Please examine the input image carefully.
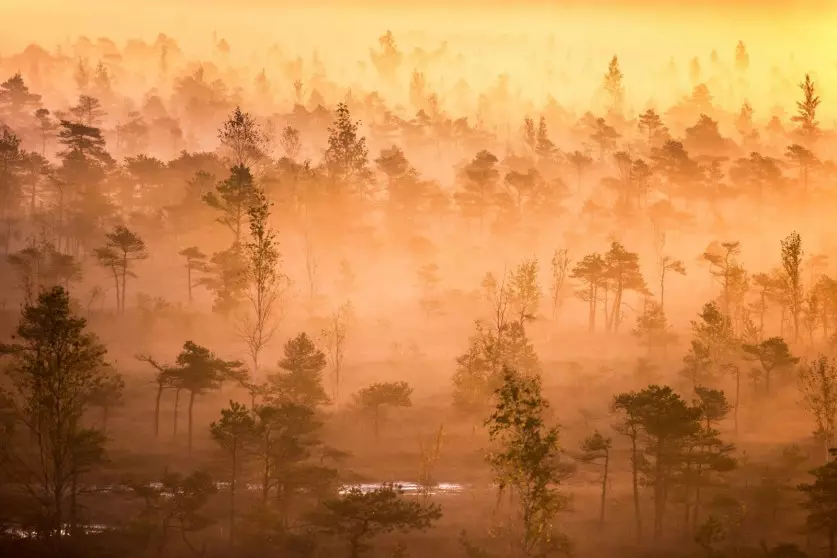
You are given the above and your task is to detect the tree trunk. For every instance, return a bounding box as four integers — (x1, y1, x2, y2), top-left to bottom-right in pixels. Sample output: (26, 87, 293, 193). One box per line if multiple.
(154, 384, 163, 438)
(173, 388, 181, 439)
(229, 443, 237, 546)
(187, 263, 192, 304)
(600, 452, 609, 524)
(121, 252, 128, 315)
(188, 391, 195, 457)
(631, 434, 643, 540)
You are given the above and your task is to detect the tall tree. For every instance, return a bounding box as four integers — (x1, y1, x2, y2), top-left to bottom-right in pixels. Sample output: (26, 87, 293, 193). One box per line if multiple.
(353, 381, 412, 439)
(203, 165, 258, 246)
(579, 430, 612, 525)
(97, 225, 148, 315)
(604, 241, 648, 332)
(603, 55, 625, 119)
(660, 256, 686, 316)
(799, 355, 837, 464)
(792, 74, 821, 148)
(239, 187, 287, 376)
(454, 150, 500, 230)
(178, 246, 208, 304)
(486, 367, 569, 557)
(171, 341, 246, 455)
(743, 336, 799, 395)
(782, 231, 804, 341)
(0, 287, 108, 541)
(572, 253, 607, 332)
(799, 453, 837, 558)
(210, 400, 256, 546)
(268, 332, 329, 408)
(612, 391, 645, 540)
(324, 102, 372, 202)
(218, 105, 267, 167)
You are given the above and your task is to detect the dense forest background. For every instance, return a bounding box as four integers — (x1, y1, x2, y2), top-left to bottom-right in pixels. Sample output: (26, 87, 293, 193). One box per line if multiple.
(2, 6, 837, 558)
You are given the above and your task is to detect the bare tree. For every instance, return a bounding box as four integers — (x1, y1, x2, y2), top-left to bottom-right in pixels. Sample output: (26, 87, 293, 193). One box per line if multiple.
(550, 248, 571, 320)
(322, 301, 352, 408)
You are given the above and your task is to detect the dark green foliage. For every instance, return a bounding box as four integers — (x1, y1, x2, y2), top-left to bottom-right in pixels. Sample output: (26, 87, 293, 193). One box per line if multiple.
(309, 483, 441, 558)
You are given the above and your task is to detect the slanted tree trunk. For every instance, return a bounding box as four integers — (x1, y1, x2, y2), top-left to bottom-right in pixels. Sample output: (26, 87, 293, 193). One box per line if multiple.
(600, 449, 609, 524)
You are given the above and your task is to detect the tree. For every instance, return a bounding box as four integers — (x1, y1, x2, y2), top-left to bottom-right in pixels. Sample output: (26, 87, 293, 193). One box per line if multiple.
(324, 102, 372, 202)
(799, 355, 837, 464)
(604, 242, 648, 332)
(0, 287, 108, 540)
(322, 302, 351, 407)
(486, 367, 570, 557)
(611, 391, 645, 540)
(786, 144, 819, 193)
(636, 385, 702, 539)
(550, 249, 571, 320)
(799, 453, 837, 558)
(633, 300, 676, 358)
(565, 150, 593, 193)
(171, 341, 247, 455)
(130, 470, 218, 557)
(87, 369, 125, 433)
(734, 41, 749, 73)
(792, 74, 820, 147)
(353, 381, 413, 439)
(571, 253, 607, 332)
(98, 225, 148, 315)
(0, 129, 24, 243)
(579, 430, 612, 525)
(136, 353, 179, 438)
(638, 109, 666, 150)
(703, 241, 743, 320)
(210, 400, 256, 546)
(659, 256, 686, 316)
(239, 187, 287, 376)
(178, 246, 208, 304)
(508, 258, 541, 326)
(743, 336, 799, 395)
(309, 483, 441, 558)
(590, 118, 620, 161)
(69, 94, 106, 127)
(268, 332, 329, 408)
(603, 55, 625, 118)
(686, 387, 736, 530)
(454, 150, 500, 230)
(782, 231, 804, 341)
(682, 302, 738, 389)
(203, 165, 258, 246)
(0, 72, 42, 124)
(218, 106, 267, 167)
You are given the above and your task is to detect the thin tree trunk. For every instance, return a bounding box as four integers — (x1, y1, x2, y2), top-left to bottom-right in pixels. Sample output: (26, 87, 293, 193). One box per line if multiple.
(188, 391, 195, 457)
(173, 388, 181, 439)
(229, 443, 236, 546)
(631, 434, 643, 540)
(600, 451, 609, 524)
(154, 384, 163, 438)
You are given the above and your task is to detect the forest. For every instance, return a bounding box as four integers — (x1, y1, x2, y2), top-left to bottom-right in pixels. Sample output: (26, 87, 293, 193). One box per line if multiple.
(1, 9, 837, 558)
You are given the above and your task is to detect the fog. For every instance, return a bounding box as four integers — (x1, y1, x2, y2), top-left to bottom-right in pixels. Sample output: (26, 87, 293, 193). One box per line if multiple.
(0, 2, 836, 557)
